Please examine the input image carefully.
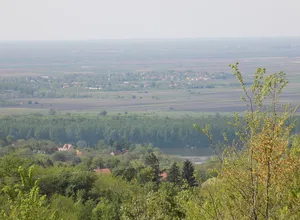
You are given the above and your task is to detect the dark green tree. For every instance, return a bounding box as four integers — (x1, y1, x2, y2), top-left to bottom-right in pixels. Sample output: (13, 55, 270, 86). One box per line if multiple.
(167, 162, 181, 185)
(99, 110, 107, 116)
(91, 157, 104, 169)
(182, 160, 198, 187)
(145, 152, 160, 186)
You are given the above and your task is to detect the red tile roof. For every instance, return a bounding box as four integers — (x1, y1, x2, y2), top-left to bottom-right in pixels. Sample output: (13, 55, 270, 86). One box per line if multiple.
(94, 168, 111, 174)
(161, 171, 167, 180)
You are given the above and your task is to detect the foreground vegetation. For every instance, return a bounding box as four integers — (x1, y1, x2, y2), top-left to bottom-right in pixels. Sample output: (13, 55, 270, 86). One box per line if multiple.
(0, 63, 300, 219)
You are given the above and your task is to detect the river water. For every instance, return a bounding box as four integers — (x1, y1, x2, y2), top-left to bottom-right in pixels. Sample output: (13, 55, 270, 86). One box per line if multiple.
(161, 147, 213, 164)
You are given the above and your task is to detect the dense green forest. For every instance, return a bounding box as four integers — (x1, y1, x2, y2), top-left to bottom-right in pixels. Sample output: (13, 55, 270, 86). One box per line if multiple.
(1, 113, 300, 150)
(0, 113, 238, 148)
(1, 64, 300, 219)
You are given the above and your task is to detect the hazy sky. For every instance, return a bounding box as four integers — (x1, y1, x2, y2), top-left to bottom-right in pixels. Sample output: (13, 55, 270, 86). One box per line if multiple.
(1, 0, 300, 40)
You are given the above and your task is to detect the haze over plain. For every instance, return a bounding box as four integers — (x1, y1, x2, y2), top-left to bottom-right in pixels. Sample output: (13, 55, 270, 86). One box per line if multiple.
(1, 0, 300, 41)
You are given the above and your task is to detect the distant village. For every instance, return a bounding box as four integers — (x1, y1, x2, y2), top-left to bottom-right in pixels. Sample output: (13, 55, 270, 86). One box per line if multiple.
(0, 70, 232, 100)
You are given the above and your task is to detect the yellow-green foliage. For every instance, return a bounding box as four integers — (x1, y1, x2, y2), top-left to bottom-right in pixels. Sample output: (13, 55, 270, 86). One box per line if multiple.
(185, 63, 300, 220)
(0, 166, 56, 220)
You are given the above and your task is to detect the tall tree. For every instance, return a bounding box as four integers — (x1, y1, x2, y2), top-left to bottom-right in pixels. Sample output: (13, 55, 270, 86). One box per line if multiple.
(145, 152, 160, 186)
(182, 160, 197, 187)
(167, 162, 181, 185)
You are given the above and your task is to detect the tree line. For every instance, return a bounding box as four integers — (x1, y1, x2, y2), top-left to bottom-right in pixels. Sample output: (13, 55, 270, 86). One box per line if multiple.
(0, 113, 239, 148)
(1, 113, 300, 149)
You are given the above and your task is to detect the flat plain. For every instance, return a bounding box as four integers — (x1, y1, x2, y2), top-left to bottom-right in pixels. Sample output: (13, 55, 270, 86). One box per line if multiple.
(1, 38, 300, 115)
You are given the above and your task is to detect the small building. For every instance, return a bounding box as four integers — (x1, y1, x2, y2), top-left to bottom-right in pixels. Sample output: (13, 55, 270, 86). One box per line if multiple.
(76, 150, 83, 157)
(110, 151, 120, 156)
(110, 149, 128, 156)
(94, 168, 111, 174)
(161, 171, 167, 180)
(58, 144, 73, 152)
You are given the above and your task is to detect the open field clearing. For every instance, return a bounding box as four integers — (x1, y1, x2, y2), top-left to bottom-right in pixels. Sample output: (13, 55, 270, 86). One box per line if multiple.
(2, 85, 299, 115)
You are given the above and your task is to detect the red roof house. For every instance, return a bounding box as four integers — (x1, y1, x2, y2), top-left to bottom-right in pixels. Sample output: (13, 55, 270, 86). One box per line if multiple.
(94, 168, 111, 174)
(161, 171, 167, 180)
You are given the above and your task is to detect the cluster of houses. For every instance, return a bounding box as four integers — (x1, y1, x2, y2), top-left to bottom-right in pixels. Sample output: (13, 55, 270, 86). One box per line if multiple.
(1, 70, 231, 102)
(57, 144, 83, 157)
(57, 71, 229, 91)
(120, 71, 227, 82)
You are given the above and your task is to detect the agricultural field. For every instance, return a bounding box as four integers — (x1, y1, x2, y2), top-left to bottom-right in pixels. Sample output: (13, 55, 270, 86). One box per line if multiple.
(2, 86, 300, 115)
(1, 38, 300, 115)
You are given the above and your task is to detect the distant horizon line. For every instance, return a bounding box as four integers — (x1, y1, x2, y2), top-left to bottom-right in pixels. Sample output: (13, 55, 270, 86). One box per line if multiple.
(1, 36, 300, 42)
